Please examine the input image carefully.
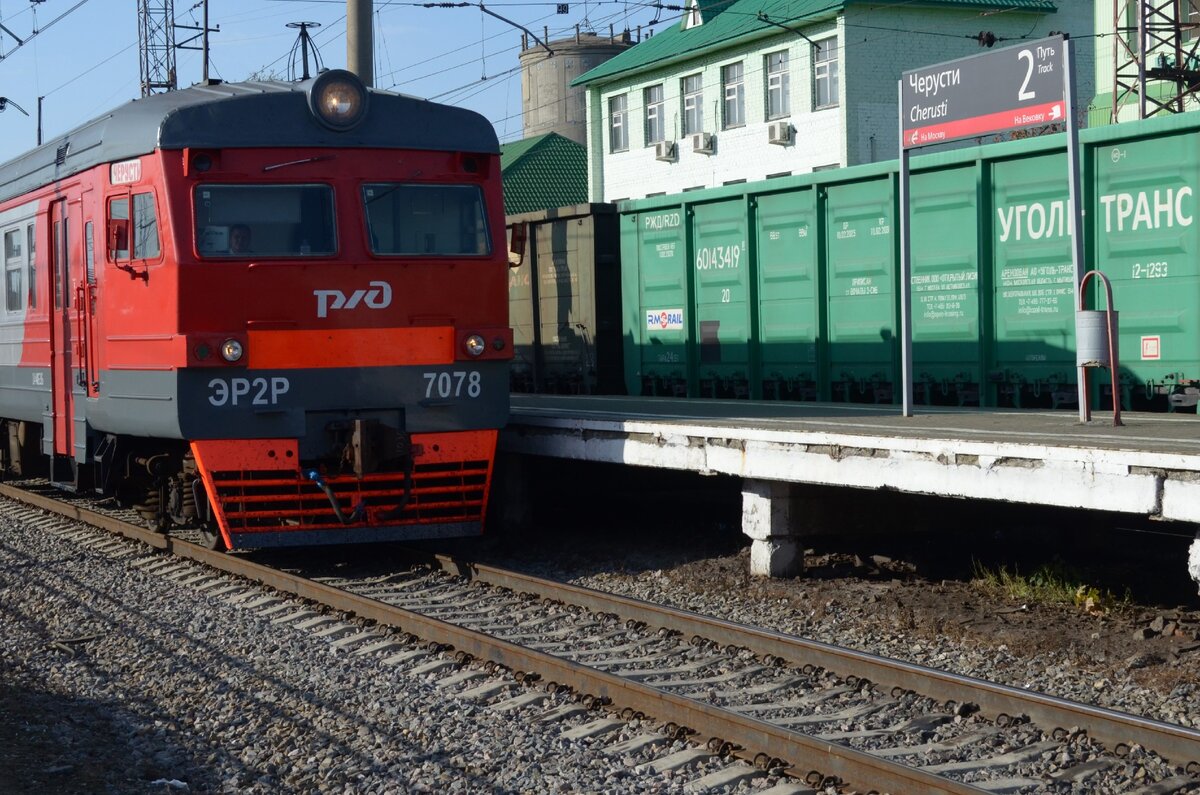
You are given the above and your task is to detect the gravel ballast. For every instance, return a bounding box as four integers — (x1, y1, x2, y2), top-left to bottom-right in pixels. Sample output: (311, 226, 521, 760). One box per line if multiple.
(0, 513, 782, 794)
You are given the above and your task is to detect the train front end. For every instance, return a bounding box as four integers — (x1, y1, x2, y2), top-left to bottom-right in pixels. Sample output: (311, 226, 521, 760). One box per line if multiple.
(162, 71, 512, 549)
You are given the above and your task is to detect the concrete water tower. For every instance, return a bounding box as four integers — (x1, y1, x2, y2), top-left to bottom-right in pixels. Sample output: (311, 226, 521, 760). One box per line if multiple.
(519, 26, 634, 146)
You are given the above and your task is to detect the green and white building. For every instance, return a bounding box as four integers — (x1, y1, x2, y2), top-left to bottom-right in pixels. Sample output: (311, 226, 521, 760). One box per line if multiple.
(574, 0, 1095, 202)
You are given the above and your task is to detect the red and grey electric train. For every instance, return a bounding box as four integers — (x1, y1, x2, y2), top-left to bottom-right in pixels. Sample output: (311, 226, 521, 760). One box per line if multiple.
(0, 70, 512, 549)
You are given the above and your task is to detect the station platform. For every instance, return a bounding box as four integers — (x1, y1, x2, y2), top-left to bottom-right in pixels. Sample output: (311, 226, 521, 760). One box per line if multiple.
(500, 394, 1200, 576)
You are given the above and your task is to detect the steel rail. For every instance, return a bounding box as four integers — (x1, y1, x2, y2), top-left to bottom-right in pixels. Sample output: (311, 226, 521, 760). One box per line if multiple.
(0, 483, 989, 794)
(403, 549, 1200, 771)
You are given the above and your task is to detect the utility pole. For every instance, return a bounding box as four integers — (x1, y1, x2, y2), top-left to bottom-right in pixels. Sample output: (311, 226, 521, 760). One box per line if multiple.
(138, 0, 177, 96)
(203, 0, 209, 82)
(177, 0, 219, 83)
(347, 0, 373, 86)
(1111, 0, 1200, 121)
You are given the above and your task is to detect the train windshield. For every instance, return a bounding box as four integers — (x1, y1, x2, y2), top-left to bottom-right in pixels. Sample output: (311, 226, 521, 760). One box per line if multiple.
(362, 184, 490, 256)
(194, 184, 336, 257)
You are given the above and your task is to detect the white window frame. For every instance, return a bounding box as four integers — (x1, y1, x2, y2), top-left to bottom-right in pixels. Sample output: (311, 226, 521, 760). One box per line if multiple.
(4, 227, 23, 313)
(682, 73, 703, 135)
(765, 50, 790, 120)
(814, 38, 839, 109)
(644, 84, 665, 145)
(609, 94, 629, 152)
(26, 223, 35, 309)
(722, 62, 745, 129)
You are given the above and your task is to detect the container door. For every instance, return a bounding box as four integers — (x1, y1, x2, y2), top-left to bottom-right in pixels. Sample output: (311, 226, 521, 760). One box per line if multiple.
(910, 165, 982, 406)
(1093, 129, 1200, 411)
(755, 188, 819, 400)
(49, 198, 74, 457)
(507, 223, 537, 391)
(535, 219, 588, 393)
(631, 207, 688, 396)
(691, 199, 751, 398)
(825, 178, 897, 403)
(990, 151, 1075, 409)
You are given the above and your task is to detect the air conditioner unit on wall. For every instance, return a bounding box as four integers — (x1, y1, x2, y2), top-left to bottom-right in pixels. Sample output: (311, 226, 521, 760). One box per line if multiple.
(768, 121, 793, 145)
(654, 141, 677, 162)
(691, 132, 715, 154)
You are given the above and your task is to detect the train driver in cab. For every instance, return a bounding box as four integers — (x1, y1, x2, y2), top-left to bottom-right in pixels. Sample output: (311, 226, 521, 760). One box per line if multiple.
(229, 224, 252, 254)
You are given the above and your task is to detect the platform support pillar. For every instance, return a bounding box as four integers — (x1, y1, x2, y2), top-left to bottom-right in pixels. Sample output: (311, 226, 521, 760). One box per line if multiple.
(742, 479, 803, 578)
(1188, 528, 1200, 595)
(488, 453, 531, 532)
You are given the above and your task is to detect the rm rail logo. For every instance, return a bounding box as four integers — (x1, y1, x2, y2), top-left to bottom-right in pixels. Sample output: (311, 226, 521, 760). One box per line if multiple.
(314, 281, 393, 318)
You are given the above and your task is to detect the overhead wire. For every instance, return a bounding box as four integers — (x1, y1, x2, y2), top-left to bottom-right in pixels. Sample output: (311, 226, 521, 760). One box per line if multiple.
(479, 0, 1100, 138)
(0, 0, 94, 61)
(3, 0, 1106, 154)
(395, 0, 643, 95)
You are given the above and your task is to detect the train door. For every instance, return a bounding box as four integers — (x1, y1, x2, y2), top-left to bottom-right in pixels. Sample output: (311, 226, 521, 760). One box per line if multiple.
(49, 198, 75, 460)
(80, 197, 98, 399)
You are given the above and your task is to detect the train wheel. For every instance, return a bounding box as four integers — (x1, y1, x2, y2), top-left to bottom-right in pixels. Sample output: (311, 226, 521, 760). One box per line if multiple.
(144, 511, 171, 534)
(133, 485, 172, 534)
(189, 457, 225, 551)
(197, 525, 227, 552)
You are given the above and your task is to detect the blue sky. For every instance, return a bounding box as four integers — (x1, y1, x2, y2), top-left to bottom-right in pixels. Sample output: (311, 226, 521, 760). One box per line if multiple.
(0, 0, 664, 162)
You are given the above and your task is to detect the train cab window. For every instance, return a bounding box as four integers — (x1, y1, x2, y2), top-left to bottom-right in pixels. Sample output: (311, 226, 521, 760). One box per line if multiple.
(362, 184, 490, 256)
(133, 193, 159, 259)
(194, 184, 336, 257)
(108, 197, 130, 259)
(108, 194, 160, 261)
(4, 228, 23, 311)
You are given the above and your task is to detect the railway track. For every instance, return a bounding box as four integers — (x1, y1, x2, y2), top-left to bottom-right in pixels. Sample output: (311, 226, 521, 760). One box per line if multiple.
(5, 480, 1199, 794)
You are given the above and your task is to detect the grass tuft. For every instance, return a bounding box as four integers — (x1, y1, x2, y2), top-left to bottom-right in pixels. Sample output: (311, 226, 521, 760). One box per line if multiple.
(971, 559, 1130, 613)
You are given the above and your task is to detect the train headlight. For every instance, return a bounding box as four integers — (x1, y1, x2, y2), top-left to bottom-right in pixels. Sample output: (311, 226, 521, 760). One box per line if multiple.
(221, 339, 244, 362)
(464, 334, 486, 357)
(308, 69, 369, 131)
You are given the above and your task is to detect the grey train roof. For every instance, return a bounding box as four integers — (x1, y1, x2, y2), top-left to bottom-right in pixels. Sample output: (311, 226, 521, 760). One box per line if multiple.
(0, 77, 500, 205)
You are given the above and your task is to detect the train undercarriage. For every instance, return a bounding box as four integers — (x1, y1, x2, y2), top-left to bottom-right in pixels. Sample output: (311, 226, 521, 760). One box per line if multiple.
(0, 419, 493, 551)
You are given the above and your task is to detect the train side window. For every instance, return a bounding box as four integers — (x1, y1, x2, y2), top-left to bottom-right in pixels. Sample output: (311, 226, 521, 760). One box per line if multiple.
(53, 216, 68, 309)
(26, 224, 35, 309)
(108, 197, 130, 260)
(132, 192, 159, 259)
(4, 228, 23, 312)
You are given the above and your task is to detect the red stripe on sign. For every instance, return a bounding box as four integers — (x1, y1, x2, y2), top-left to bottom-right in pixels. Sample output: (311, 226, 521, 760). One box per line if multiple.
(903, 101, 1065, 148)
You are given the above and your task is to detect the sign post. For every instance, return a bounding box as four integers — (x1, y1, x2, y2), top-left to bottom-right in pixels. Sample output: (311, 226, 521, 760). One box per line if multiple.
(897, 36, 1075, 417)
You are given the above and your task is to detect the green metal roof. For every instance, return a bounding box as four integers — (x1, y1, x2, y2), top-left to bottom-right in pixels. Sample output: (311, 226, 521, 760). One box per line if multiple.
(500, 132, 589, 215)
(573, 0, 1057, 87)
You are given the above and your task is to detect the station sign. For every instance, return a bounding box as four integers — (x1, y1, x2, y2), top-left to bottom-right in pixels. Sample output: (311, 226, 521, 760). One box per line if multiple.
(901, 36, 1066, 149)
